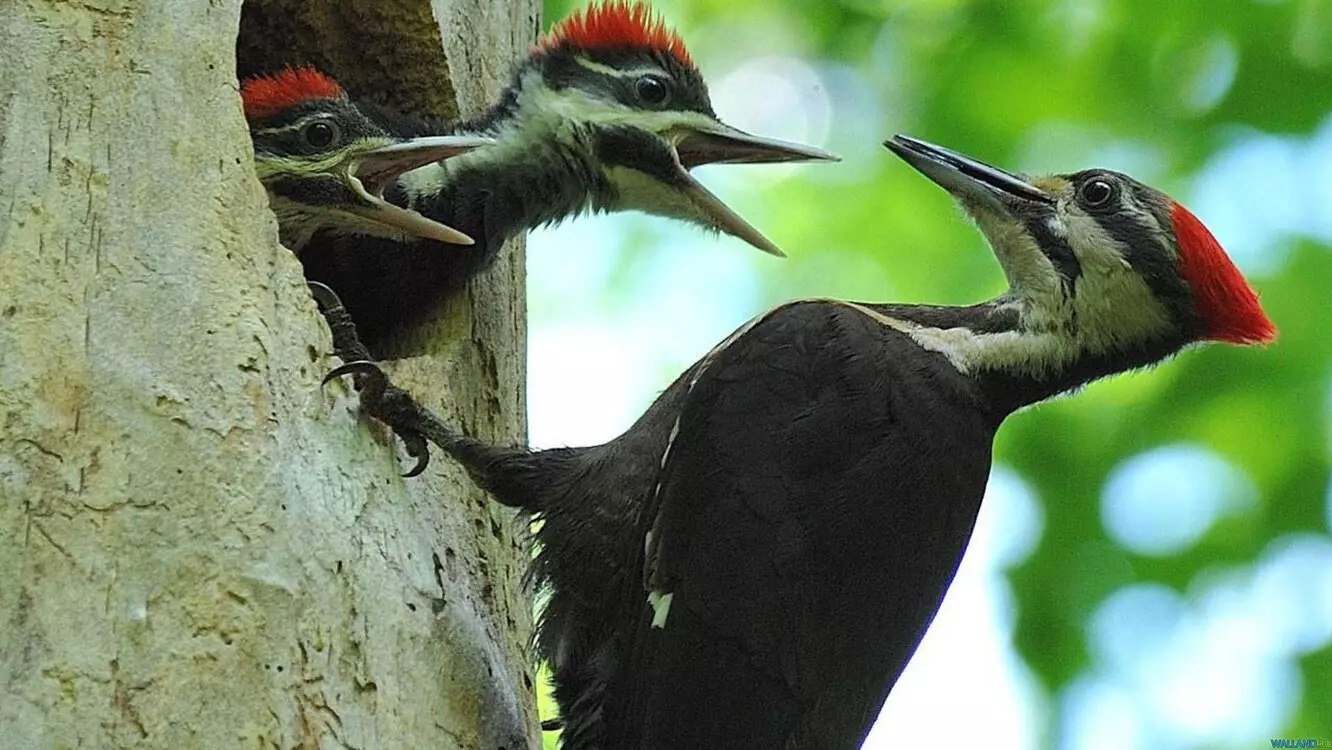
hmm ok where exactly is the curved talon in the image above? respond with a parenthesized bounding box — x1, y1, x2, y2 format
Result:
(321, 360, 386, 389)
(306, 286, 433, 481)
(400, 432, 431, 477)
(307, 281, 344, 312)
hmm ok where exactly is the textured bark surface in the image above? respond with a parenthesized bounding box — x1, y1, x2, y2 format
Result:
(0, 0, 538, 747)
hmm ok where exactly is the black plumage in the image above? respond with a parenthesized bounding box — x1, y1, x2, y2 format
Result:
(298, 97, 614, 348)
(381, 299, 1022, 747)
(297, 35, 834, 350)
(320, 134, 1273, 748)
(606, 301, 995, 748)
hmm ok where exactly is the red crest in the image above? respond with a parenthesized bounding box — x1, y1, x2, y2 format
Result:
(1170, 202, 1276, 345)
(539, 1, 694, 68)
(241, 68, 344, 122)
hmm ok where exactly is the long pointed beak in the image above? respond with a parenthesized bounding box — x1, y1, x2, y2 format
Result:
(667, 123, 838, 257)
(884, 134, 1053, 214)
(343, 135, 494, 246)
(674, 122, 840, 168)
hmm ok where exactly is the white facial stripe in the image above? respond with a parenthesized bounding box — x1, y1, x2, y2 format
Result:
(514, 69, 717, 138)
(900, 275, 1174, 377)
(897, 326, 1069, 377)
(573, 56, 665, 79)
(394, 69, 716, 209)
(919, 196, 1178, 376)
(753, 298, 1073, 378)
(1064, 212, 1118, 264)
(1062, 208, 1175, 344)
(254, 134, 400, 189)
(254, 123, 402, 192)
(253, 152, 344, 181)
(252, 113, 335, 138)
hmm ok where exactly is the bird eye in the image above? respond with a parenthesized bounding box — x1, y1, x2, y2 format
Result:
(1078, 178, 1116, 208)
(301, 119, 340, 149)
(635, 75, 670, 106)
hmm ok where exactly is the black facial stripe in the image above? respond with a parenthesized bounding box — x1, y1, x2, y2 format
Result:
(249, 99, 385, 157)
(252, 113, 328, 134)
(267, 174, 359, 207)
(1025, 216, 1081, 293)
(539, 46, 715, 117)
(595, 70, 671, 111)
(249, 99, 345, 129)
(593, 125, 684, 186)
(1091, 209, 1193, 314)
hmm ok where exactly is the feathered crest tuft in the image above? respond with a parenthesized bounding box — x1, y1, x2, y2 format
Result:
(1170, 202, 1276, 345)
(538, 1, 694, 68)
(241, 67, 344, 122)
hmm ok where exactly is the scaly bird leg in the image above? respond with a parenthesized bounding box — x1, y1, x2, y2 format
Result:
(310, 282, 509, 486)
(310, 282, 431, 477)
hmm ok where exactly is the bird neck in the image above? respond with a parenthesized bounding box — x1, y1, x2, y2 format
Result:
(392, 74, 616, 251)
(392, 129, 610, 251)
(850, 296, 1190, 417)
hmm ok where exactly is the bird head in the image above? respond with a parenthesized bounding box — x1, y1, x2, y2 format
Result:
(479, 1, 839, 256)
(886, 134, 1276, 354)
(241, 68, 492, 250)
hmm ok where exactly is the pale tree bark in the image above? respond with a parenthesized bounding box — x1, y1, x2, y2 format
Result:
(0, 0, 539, 748)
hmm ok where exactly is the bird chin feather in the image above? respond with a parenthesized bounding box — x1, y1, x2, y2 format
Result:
(605, 165, 713, 227)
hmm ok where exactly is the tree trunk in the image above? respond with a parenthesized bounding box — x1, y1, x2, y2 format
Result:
(0, 0, 538, 747)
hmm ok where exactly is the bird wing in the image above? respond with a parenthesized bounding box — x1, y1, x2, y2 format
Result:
(600, 300, 993, 749)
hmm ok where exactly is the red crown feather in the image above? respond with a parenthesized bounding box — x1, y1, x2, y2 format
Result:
(539, 1, 694, 68)
(1170, 202, 1276, 345)
(241, 67, 344, 122)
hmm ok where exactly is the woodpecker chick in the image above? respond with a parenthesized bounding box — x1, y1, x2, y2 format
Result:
(325, 134, 1274, 748)
(431, 0, 840, 255)
(301, 0, 838, 346)
(241, 69, 492, 251)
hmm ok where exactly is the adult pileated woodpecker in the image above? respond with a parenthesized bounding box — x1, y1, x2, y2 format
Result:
(324, 134, 1275, 748)
(295, 0, 837, 347)
(241, 69, 492, 251)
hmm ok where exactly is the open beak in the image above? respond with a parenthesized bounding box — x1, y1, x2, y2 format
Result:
(669, 122, 840, 257)
(342, 134, 494, 246)
(883, 134, 1053, 215)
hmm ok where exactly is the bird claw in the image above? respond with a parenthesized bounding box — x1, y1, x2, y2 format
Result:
(399, 432, 430, 478)
(311, 284, 434, 477)
(308, 281, 375, 365)
(322, 360, 387, 390)
(307, 280, 343, 312)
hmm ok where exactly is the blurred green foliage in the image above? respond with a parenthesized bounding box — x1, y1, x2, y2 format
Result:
(537, 0, 1332, 745)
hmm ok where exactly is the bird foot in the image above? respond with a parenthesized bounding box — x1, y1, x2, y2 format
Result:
(308, 281, 374, 364)
(310, 282, 433, 477)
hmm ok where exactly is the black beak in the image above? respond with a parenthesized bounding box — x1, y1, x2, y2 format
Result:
(884, 135, 1053, 211)
(662, 123, 839, 257)
(674, 123, 840, 169)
